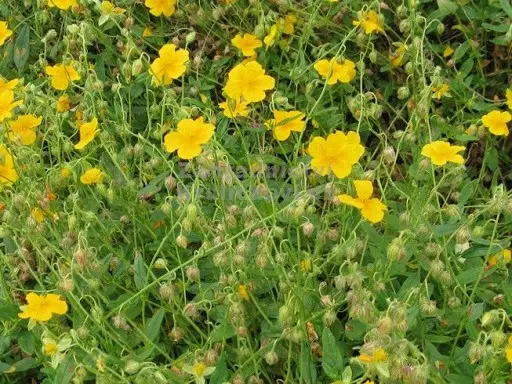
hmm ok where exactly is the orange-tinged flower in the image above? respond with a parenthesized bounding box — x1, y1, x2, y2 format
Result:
(488, 249, 511, 267)
(338, 180, 387, 223)
(0, 78, 19, 93)
(8, 114, 43, 145)
(75, 118, 99, 150)
(307, 131, 364, 178)
(145, 0, 176, 17)
(219, 99, 250, 118)
(482, 110, 511, 136)
(238, 284, 250, 301)
(45, 64, 81, 91)
(266, 110, 306, 141)
(18, 293, 68, 322)
(352, 10, 384, 34)
(314, 58, 356, 84)
(358, 348, 388, 363)
(421, 141, 465, 166)
(506, 89, 512, 110)
(48, 0, 78, 10)
(57, 95, 71, 112)
(150, 44, 189, 85)
(231, 33, 262, 57)
(224, 61, 275, 103)
(0, 144, 18, 186)
(164, 116, 215, 160)
(0, 90, 22, 121)
(432, 83, 449, 100)
(0, 21, 13, 46)
(80, 168, 105, 184)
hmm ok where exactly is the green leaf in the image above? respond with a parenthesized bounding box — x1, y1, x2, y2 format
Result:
(437, 0, 458, 15)
(17, 332, 35, 355)
(144, 309, 165, 342)
(0, 301, 19, 321)
(13, 24, 30, 70)
(456, 267, 482, 284)
(299, 344, 317, 384)
(499, 0, 512, 18)
(54, 356, 75, 384)
(458, 179, 478, 208)
(486, 147, 498, 171)
(209, 353, 229, 384)
(468, 303, 484, 321)
(133, 254, 147, 291)
(321, 328, 344, 379)
(453, 40, 470, 62)
(209, 323, 236, 343)
(12, 357, 38, 372)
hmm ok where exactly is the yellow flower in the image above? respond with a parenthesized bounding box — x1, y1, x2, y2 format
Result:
(307, 131, 364, 178)
(48, 0, 78, 10)
(0, 145, 18, 186)
(283, 14, 297, 34)
(300, 258, 312, 272)
(224, 61, 275, 103)
(231, 33, 262, 57)
(143, 27, 153, 37)
(8, 114, 43, 145)
(338, 180, 387, 223)
(488, 249, 511, 267)
(238, 284, 250, 301)
(45, 63, 81, 91)
(57, 95, 71, 113)
(219, 99, 250, 118)
(443, 46, 454, 58)
(506, 336, 512, 363)
(390, 44, 407, 67)
(18, 293, 68, 322)
(358, 348, 388, 363)
(43, 341, 58, 356)
(101, 1, 125, 15)
(432, 83, 449, 100)
(80, 168, 105, 184)
(352, 10, 384, 34)
(421, 141, 465, 166)
(314, 58, 356, 84)
(150, 44, 189, 85)
(164, 116, 215, 160)
(144, 0, 176, 17)
(60, 167, 72, 179)
(266, 110, 306, 141)
(506, 89, 512, 110)
(481, 110, 511, 136)
(0, 90, 22, 121)
(74, 118, 99, 150)
(31, 208, 45, 223)
(0, 78, 19, 93)
(0, 21, 13, 46)
(264, 24, 279, 48)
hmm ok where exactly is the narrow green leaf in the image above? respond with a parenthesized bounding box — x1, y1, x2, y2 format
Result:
(145, 309, 165, 342)
(13, 24, 30, 70)
(133, 255, 147, 291)
(321, 328, 344, 379)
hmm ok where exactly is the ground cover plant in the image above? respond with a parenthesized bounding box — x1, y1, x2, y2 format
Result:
(0, 0, 511, 383)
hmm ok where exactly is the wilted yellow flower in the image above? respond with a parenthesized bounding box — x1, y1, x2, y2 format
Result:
(421, 141, 465, 166)
(8, 114, 43, 145)
(31, 208, 45, 223)
(0, 90, 22, 122)
(505, 336, 512, 363)
(238, 285, 250, 301)
(266, 110, 306, 141)
(143, 27, 153, 37)
(45, 63, 81, 91)
(101, 1, 125, 15)
(75, 118, 99, 150)
(352, 10, 384, 34)
(264, 24, 279, 48)
(443, 46, 454, 57)
(164, 116, 215, 160)
(231, 33, 262, 57)
(80, 168, 105, 184)
(432, 83, 449, 100)
(314, 58, 356, 84)
(300, 259, 312, 272)
(488, 249, 511, 267)
(150, 44, 189, 85)
(18, 293, 68, 322)
(60, 167, 72, 179)
(283, 14, 297, 34)
(482, 110, 511, 136)
(57, 95, 71, 113)
(338, 180, 387, 223)
(224, 61, 275, 103)
(0, 145, 18, 186)
(390, 44, 407, 67)
(358, 348, 388, 363)
(219, 99, 250, 118)
(144, 0, 176, 17)
(0, 21, 13, 46)
(307, 131, 364, 178)
(506, 89, 512, 110)
(48, 0, 78, 9)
